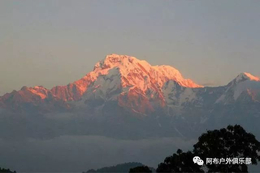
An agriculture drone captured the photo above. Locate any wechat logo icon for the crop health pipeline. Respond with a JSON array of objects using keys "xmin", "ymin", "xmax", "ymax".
[{"xmin": 193, "ymin": 156, "xmax": 204, "ymax": 166}]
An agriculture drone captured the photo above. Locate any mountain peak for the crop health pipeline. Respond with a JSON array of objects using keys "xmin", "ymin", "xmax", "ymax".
[
  {"xmin": 104, "ymin": 54, "xmax": 134, "ymax": 64},
  {"xmin": 235, "ymin": 72, "xmax": 260, "ymax": 83},
  {"xmin": 92, "ymin": 54, "xmax": 203, "ymax": 88},
  {"xmin": 94, "ymin": 54, "xmax": 140, "ymax": 70},
  {"xmin": 105, "ymin": 54, "xmax": 133, "ymax": 60},
  {"xmin": 0, "ymin": 54, "xmax": 203, "ymax": 111},
  {"xmin": 243, "ymin": 72, "xmax": 260, "ymax": 81}
]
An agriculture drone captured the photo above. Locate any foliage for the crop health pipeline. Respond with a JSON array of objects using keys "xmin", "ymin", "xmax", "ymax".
[
  {"xmin": 157, "ymin": 125, "xmax": 260, "ymax": 172},
  {"xmin": 193, "ymin": 124, "xmax": 260, "ymax": 172},
  {"xmin": 85, "ymin": 162, "xmax": 144, "ymax": 173},
  {"xmin": 129, "ymin": 166, "xmax": 152, "ymax": 173},
  {"xmin": 0, "ymin": 167, "xmax": 16, "ymax": 173},
  {"xmin": 156, "ymin": 149, "xmax": 203, "ymax": 172}
]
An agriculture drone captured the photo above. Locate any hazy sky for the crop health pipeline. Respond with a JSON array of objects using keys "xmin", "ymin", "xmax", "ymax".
[{"xmin": 1, "ymin": 0, "xmax": 260, "ymax": 95}]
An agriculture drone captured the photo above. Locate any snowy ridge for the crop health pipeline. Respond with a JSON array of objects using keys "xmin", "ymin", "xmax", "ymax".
[
  {"xmin": 216, "ymin": 72, "xmax": 260, "ymax": 104},
  {"xmin": 243, "ymin": 72, "xmax": 260, "ymax": 81},
  {"xmin": 78, "ymin": 54, "xmax": 203, "ymax": 113},
  {"xmin": 0, "ymin": 54, "xmax": 259, "ymax": 114},
  {"xmin": 94, "ymin": 54, "xmax": 203, "ymax": 89}
]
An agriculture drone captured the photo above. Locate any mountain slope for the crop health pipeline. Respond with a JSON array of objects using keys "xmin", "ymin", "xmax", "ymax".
[
  {"xmin": 1, "ymin": 55, "xmax": 259, "ymax": 116},
  {"xmin": 0, "ymin": 54, "xmax": 260, "ymax": 140},
  {"xmin": 216, "ymin": 72, "xmax": 260, "ymax": 104},
  {"xmin": 49, "ymin": 54, "xmax": 203, "ymax": 105},
  {"xmin": 0, "ymin": 54, "xmax": 203, "ymax": 113},
  {"xmin": 75, "ymin": 54, "xmax": 203, "ymax": 113}
]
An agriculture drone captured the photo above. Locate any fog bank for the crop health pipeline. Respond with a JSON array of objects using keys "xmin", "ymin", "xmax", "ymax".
[{"xmin": 0, "ymin": 136, "xmax": 196, "ymax": 172}]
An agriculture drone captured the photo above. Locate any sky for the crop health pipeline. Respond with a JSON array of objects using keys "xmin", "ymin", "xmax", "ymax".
[{"xmin": 0, "ymin": 0, "xmax": 260, "ymax": 95}]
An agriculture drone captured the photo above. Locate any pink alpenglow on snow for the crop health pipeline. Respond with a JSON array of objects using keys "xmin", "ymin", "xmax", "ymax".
[
  {"xmin": 243, "ymin": 72, "xmax": 260, "ymax": 82},
  {"xmin": 2, "ymin": 54, "xmax": 259, "ymax": 113}
]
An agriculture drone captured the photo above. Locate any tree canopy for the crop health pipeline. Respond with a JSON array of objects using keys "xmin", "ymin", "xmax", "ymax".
[
  {"xmin": 0, "ymin": 167, "xmax": 16, "ymax": 173},
  {"xmin": 157, "ymin": 125, "xmax": 260, "ymax": 172},
  {"xmin": 156, "ymin": 149, "xmax": 203, "ymax": 172},
  {"xmin": 129, "ymin": 166, "xmax": 152, "ymax": 173}
]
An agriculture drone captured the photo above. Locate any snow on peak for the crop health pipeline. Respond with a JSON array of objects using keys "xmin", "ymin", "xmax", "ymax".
[
  {"xmin": 235, "ymin": 72, "xmax": 260, "ymax": 83},
  {"xmin": 79, "ymin": 54, "xmax": 203, "ymax": 113},
  {"xmin": 27, "ymin": 86, "xmax": 49, "ymax": 99},
  {"xmin": 243, "ymin": 72, "xmax": 260, "ymax": 81},
  {"xmin": 216, "ymin": 72, "xmax": 260, "ymax": 103},
  {"xmin": 19, "ymin": 85, "xmax": 48, "ymax": 99},
  {"xmin": 9, "ymin": 54, "xmax": 202, "ymax": 105},
  {"xmin": 94, "ymin": 54, "xmax": 140, "ymax": 70},
  {"xmin": 93, "ymin": 54, "xmax": 203, "ymax": 88}
]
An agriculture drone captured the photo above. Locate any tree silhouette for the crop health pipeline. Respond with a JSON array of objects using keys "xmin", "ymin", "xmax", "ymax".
[
  {"xmin": 0, "ymin": 167, "xmax": 16, "ymax": 173},
  {"xmin": 156, "ymin": 125, "xmax": 260, "ymax": 172},
  {"xmin": 129, "ymin": 166, "xmax": 152, "ymax": 173},
  {"xmin": 84, "ymin": 162, "xmax": 145, "ymax": 173},
  {"xmin": 156, "ymin": 149, "xmax": 204, "ymax": 172},
  {"xmin": 193, "ymin": 124, "xmax": 260, "ymax": 172}
]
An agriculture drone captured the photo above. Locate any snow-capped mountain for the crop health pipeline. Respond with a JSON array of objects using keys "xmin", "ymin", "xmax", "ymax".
[
  {"xmin": 77, "ymin": 54, "xmax": 203, "ymax": 113},
  {"xmin": 0, "ymin": 54, "xmax": 259, "ymax": 140},
  {"xmin": 0, "ymin": 54, "xmax": 203, "ymax": 113},
  {"xmin": 215, "ymin": 73, "xmax": 260, "ymax": 104}
]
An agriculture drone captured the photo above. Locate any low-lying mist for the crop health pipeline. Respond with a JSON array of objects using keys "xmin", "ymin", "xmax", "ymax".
[{"xmin": 0, "ymin": 136, "xmax": 196, "ymax": 172}]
